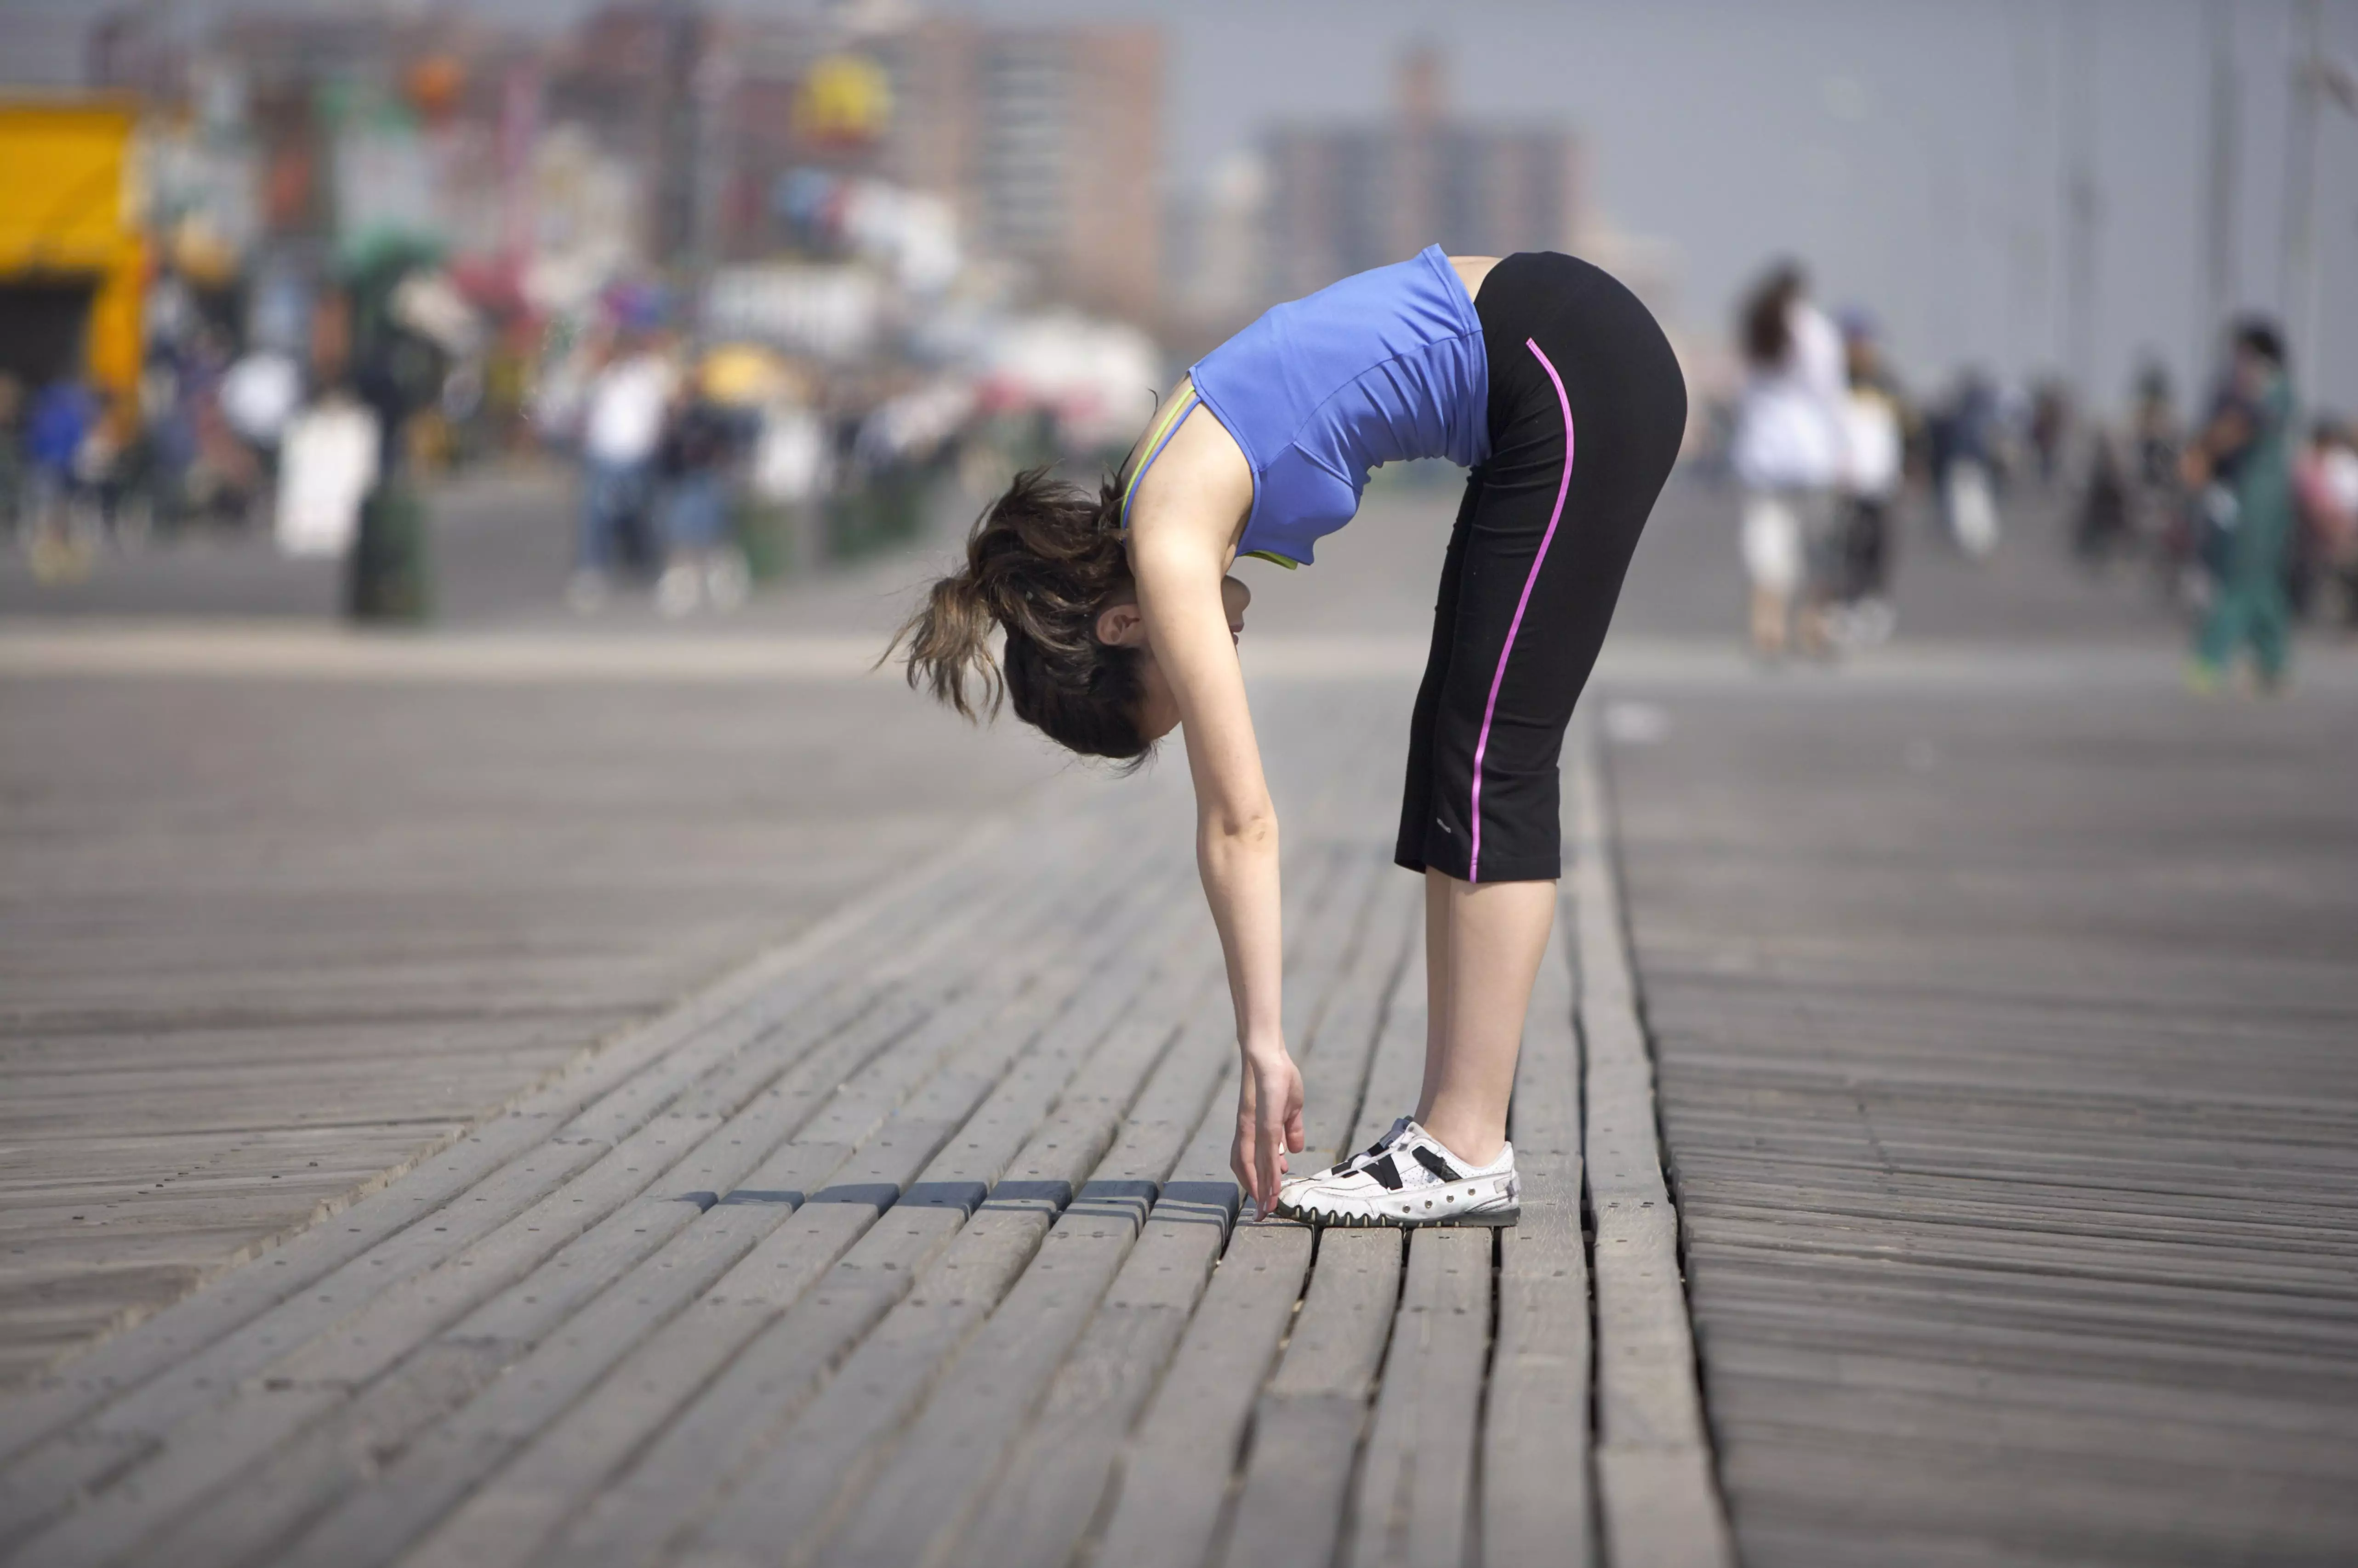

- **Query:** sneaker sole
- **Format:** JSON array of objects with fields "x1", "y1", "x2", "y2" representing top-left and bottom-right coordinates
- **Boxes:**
[{"x1": 1271, "y1": 1202, "x2": 1520, "y2": 1230}]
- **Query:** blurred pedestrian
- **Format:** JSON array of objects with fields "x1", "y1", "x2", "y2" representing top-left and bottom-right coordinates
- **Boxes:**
[
  {"x1": 1931, "y1": 370, "x2": 2004, "y2": 559},
  {"x1": 2294, "y1": 415, "x2": 2358, "y2": 629},
  {"x1": 1830, "y1": 313, "x2": 1905, "y2": 647},
  {"x1": 1730, "y1": 262, "x2": 1848, "y2": 659},
  {"x1": 2029, "y1": 380, "x2": 2072, "y2": 488},
  {"x1": 2184, "y1": 319, "x2": 2298, "y2": 693},
  {"x1": 23, "y1": 374, "x2": 100, "y2": 582},
  {"x1": 655, "y1": 367, "x2": 750, "y2": 617},
  {"x1": 570, "y1": 326, "x2": 677, "y2": 614},
  {"x1": 0, "y1": 374, "x2": 23, "y2": 534},
  {"x1": 2075, "y1": 428, "x2": 2135, "y2": 566}
]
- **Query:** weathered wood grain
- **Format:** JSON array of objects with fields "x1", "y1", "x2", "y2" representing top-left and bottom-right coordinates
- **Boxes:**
[
  {"x1": 1570, "y1": 715, "x2": 1736, "y2": 1568},
  {"x1": 1604, "y1": 685, "x2": 2358, "y2": 1566},
  {"x1": 1481, "y1": 905, "x2": 1590, "y2": 1568}
]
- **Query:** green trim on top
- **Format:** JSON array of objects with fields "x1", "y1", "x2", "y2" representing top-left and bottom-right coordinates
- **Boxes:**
[
  {"x1": 1242, "y1": 549, "x2": 1301, "y2": 569},
  {"x1": 1120, "y1": 388, "x2": 1200, "y2": 526}
]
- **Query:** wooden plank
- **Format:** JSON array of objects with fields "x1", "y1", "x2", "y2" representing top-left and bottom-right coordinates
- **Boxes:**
[
  {"x1": 1068, "y1": 856, "x2": 1413, "y2": 1568},
  {"x1": 0, "y1": 761, "x2": 1033, "y2": 1460},
  {"x1": 535, "y1": 846, "x2": 1210, "y2": 1568},
  {"x1": 1569, "y1": 714, "x2": 1735, "y2": 1568},
  {"x1": 181, "y1": 841, "x2": 1185, "y2": 1568},
  {"x1": 1219, "y1": 921, "x2": 1424, "y2": 1568},
  {"x1": 1481, "y1": 882, "x2": 1590, "y2": 1566},
  {"x1": 0, "y1": 821, "x2": 1024, "y2": 1530},
  {"x1": 387, "y1": 1197, "x2": 877, "y2": 1568},
  {"x1": 929, "y1": 846, "x2": 1376, "y2": 1568},
  {"x1": 667, "y1": 854, "x2": 1310, "y2": 1566},
  {"x1": 0, "y1": 823, "x2": 1134, "y2": 1566},
  {"x1": 1600, "y1": 686, "x2": 2358, "y2": 1563},
  {"x1": 1087, "y1": 1222, "x2": 1313, "y2": 1568},
  {"x1": 1343, "y1": 914, "x2": 1492, "y2": 1568},
  {"x1": 950, "y1": 1058, "x2": 1246, "y2": 1568},
  {"x1": 674, "y1": 1204, "x2": 1059, "y2": 1568},
  {"x1": 807, "y1": 942, "x2": 1232, "y2": 1568},
  {"x1": 1347, "y1": 1226, "x2": 1489, "y2": 1568},
  {"x1": 1215, "y1": 1227, "x2": 1401, "y2": 1568}
]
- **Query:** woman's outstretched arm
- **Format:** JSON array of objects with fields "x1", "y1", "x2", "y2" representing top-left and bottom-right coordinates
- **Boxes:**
[{"x1": 1129, "y1": 526, "x2": 1304, "y2": 1219}]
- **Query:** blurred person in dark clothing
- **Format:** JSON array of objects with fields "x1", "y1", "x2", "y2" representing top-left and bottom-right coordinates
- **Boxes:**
[
  {"x1": 1929, "y1": 370, "x2": 2003, "y2": 558},
  {"x1": 2184, "y1": 319, "x2": 2298, "y2": 693},
  {"x1": 2075, "y1": 429, "x2": 2135, "y2": 565},
  {"x1": 0, "y1": 374, "x2": 24, "y2": 533},
  {"x1": 655, "y1": 369, "x2": 750, "y2": 617},
  {"x1": 2028, "y1": 380, "x2": 2072, "y2": 487},
  {"x1": 1829, "y1": 313, "x2": 1905, "y2": 647}
]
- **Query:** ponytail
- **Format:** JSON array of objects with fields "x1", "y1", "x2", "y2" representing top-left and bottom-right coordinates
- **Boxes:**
[{"x1": 888, "y1": 467, "x2": 1151, "y2": 762}]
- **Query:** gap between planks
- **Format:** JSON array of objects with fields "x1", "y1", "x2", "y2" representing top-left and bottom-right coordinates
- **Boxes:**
[{"x1": 1570, "y1": 710, "x2": 1737, "y2": 1568}]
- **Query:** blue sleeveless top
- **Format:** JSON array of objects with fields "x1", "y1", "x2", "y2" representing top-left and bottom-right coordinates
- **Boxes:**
[{"x1": 1122, "y1": 245, "x2": 1489, "y2": 567}]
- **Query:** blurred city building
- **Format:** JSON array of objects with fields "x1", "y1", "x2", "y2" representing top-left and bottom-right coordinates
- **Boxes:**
[
  {"x1": 878, "y1": 18, "x2": 1162, "y2": 326},
  {"x1": 1264, "y1": 44, "x2": 1577, "y2": 304}
]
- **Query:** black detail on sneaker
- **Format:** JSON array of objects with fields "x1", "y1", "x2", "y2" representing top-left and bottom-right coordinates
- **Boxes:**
[
  {"x1": 1367, "y1": 1153, "x2": 1404, "y2": 1191},
  {"x1": 1410, "y1": 1146, "x2": 1463, "y2": 1183}
]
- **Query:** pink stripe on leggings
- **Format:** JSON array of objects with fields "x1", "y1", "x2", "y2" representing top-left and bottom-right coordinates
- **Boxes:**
[{"x1": 1468, "y1": 337, "x2": 1576, "y2": 882}]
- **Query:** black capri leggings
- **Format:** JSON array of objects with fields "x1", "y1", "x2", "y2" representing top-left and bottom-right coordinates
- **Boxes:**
[{"x1": 1395, "y1": 252, "x2": 1686, "y2": 883}]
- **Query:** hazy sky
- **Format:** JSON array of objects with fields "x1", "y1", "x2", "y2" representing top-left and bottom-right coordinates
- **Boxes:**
[
  {"x1": 7, "y1": 0, "x2": 2353, "y2": 410},
  {"x1": 940, "y1": 0, "x2": 2356, "y2": 414}
]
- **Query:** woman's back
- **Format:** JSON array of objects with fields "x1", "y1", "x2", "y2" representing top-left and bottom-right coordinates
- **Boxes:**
[{"x1": 1184, "y1": 245, "x2": 1490, "y2": 565}]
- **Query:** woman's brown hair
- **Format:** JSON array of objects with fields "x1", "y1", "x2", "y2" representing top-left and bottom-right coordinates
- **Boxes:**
[{"x1": 889, "y1": 466, "x2": 1150, "y2": 762}]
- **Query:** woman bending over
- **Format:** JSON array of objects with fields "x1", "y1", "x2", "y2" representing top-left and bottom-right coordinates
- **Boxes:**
[{"x1": 894, "y1": 248, "x2": 1685, "y2": 1225}]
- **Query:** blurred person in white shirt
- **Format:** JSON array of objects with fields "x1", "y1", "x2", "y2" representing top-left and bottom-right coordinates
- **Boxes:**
[
  {"x1": 570, "y1": 328, "x2": 678, "y2": 612},
  {"x1": 1730, "y1": 262, "x2": 1849, "y2": 659}
]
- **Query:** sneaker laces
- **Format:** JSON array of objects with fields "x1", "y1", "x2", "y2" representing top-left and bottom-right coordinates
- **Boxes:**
[{"x1": 1326, "y1": 1114, "x2": 1413, "y2": 1177}]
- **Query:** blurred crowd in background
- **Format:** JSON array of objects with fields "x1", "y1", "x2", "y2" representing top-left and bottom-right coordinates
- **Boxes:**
[
  {"x1": 1709, "y1": 259, "x2": 2358, "y2": 677},
  {"x1": 0, "y1": 0, "x2": 2352, "y2": 673}
]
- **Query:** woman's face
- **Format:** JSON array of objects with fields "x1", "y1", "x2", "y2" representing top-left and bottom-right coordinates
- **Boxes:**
[{"x1": 1117, "y1": 575, "x2": 1252, "y2": 743}]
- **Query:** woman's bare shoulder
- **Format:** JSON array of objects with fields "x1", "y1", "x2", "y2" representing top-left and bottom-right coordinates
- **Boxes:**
[{"x1": 1123, "y1": 376, "x2": 1253, "y2": 568}]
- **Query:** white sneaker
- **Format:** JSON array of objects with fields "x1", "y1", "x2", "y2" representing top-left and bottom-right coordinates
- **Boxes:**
[
  {"x1": 1275, "y1": 1120, "x2": 1519, "y2": 1228},
  {"x1": 655, "y1": 562, "x2": 701, "y2": 618},
  {"x1": 704, "y1": 550, "x2": 750, "y2": 612}
]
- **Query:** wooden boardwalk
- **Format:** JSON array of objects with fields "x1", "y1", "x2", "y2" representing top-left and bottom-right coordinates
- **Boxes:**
[
  {"x1": 0, "y1": 664, "x2": 1059, "y2": 1392},
  {"x1": 8, "y1": 489, "x2": 2358, "y2": 1564},
  {"x1": 1607, "y1": 682, "x2": 2358, "y2": 1566},
  {"x1": 0, "y1": 678, "x2": 1716, "y2": 1568}
]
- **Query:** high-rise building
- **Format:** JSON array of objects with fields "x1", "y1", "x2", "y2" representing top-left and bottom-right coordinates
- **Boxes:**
[
  {"x1": 879, "y1": 19, "x2": 1162, "y2": 324},
  {"x1": 1263, "y1": 44, "x2": 1579, "y2": 302}
]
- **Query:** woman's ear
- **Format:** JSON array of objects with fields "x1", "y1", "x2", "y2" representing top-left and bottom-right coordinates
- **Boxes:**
[{"x1": 1095, "y1": 600, "x2": 1148, "y2": 647}]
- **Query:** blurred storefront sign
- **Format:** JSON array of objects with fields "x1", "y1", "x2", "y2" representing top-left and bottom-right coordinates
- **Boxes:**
[
  {"x1": 704, "y1": 263, "x2": 884, "y2": 362},
  {"x1": 0, "y1": 99, "x2": 146, "y2": 403}
]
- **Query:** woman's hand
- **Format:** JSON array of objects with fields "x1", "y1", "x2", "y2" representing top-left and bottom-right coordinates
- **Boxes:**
[{"x1": 1232, "y1": 1043, "x2": 1305, "y2": 1220}]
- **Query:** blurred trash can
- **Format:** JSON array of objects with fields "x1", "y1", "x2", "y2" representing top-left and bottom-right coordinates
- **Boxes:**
[{"x1": 347, "y1": 477, "x2": 433, "y2": 623}]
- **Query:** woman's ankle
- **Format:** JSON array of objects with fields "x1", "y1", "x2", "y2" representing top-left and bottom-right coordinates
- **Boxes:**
[{"x1": 1416, "y1": 1112, "x2": 1505, "y2": 1170}]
